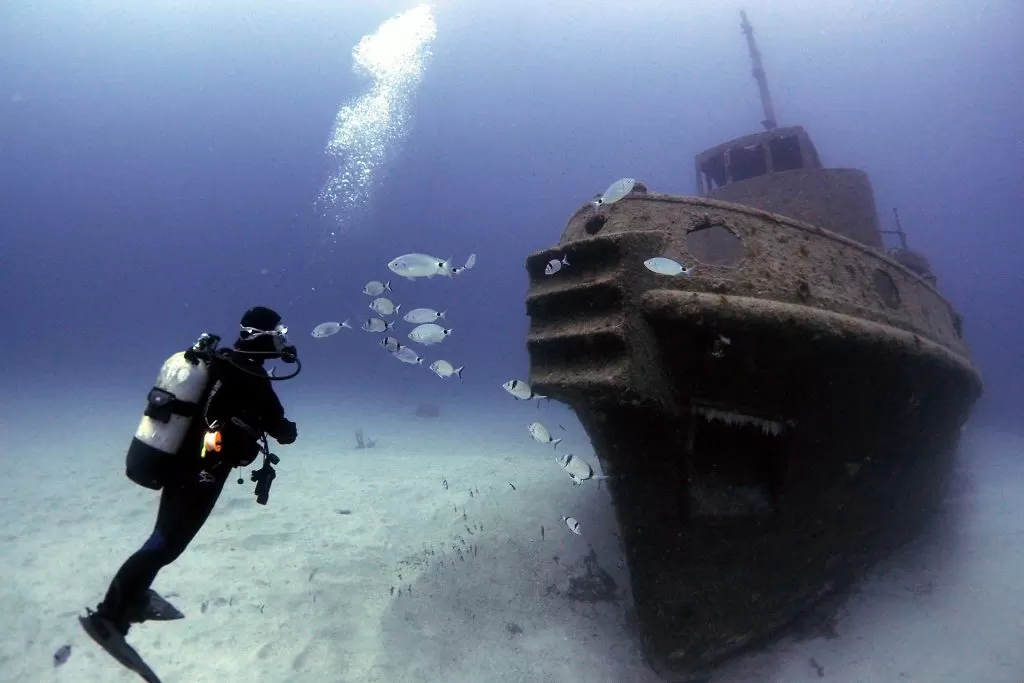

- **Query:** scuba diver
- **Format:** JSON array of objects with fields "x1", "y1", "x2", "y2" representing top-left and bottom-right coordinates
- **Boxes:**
[{"x1": 78, "y1": 306, "x2": 300, "y2": 681}]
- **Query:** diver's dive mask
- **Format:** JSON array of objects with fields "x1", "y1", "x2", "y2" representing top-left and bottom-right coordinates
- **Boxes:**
[
  {"x1": 226, "y1": 322, "x2": 301, "y2": 379},
  {"x1": 239, "y1": 323, "x2": 290, "y2": 352}
]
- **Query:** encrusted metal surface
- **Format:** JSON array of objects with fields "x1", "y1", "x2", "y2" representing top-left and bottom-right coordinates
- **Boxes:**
[{"x1": 524, "y1": 189, "x2": 981, "y2": 681}]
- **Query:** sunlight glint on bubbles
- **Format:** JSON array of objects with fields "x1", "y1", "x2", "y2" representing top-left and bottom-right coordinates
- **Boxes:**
[{"x1": 315, "y1": 4, "x2": 437, "y2": 241}]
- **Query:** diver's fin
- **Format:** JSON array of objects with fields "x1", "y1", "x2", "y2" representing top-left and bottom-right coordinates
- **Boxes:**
[
  {"x1": 135, "y1": 589, "x2": 185, "y2": 622},
  {"x1": 79, "y1": 609, "x2": 162, "y2": 683}
]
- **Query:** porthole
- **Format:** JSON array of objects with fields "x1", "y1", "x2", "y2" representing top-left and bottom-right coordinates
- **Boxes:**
[
  {"x1": 872, "y1": 269, "x2": 900, "y2": 308},
  {"x1": 585, "y1": 215, "x2": 607, "y2": 235},
  {"x1": 685, "y1": 225, "x2": 743, "y2": 267}
]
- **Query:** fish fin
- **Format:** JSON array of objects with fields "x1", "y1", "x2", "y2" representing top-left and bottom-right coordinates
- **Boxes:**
[{"x1": 405, "y1": 276, "x2": 417, "y2": 282}]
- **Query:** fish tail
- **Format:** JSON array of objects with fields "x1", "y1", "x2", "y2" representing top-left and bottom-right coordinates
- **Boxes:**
[
  {"x1": 384, "y1": 280, "x2": 392, "y2": 292},
  {"x1": 395, "y1": 304, "x2": 402, "y2": 314},
  {"x1": 563, "y1": 255, "x2": 570, "y2": 265},
  {"x1": 439, "y1": 310, "x2": 446, "y2": 320},
  {"x1": 552, "y1": 438, "x2": 562, "y2": 450},
  {"x1": 455, "y1": 365, "x2": 464, "y2": 380}
]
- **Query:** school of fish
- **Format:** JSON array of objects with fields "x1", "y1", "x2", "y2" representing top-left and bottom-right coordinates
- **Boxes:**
[
  {"x1": 309, "y1": 178, "x2": 690, "y2": 540},
  {"x1": 310, "y1": 251, "x2": 473, "y2": 380}
]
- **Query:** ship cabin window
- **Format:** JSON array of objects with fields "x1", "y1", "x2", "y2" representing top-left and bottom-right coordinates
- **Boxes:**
[
  {"x1": 728, "y1": 144, "x2": 768, "y2": 182},
  {"x1": 769, "y1": 134, "x2": 803, "y2": 172},
  {"x1": 700, "y1": 154, "x2": 728, "y2": 192}
]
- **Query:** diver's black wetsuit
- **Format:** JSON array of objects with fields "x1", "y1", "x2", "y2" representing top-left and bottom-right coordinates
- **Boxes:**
[{"x1": 96, "y1": 348, "x2": 297, "y2": 634}]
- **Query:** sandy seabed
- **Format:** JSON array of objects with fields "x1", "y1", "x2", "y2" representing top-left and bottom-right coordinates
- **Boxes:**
[{"x1": 1, "y1": 394, "x2": 1022, "y2": 683}]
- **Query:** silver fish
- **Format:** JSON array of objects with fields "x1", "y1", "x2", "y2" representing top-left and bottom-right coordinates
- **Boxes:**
[
  {"x1": 501, "y1": 379, "x2": 546, "y2": 401},
  {"x1": 369, "y1": 297, "x2": 400, "y2": 316},
  {"x1": 387, "y1": 253, "x2": 452, "y2": 280},
  {"x1": 544, "y1": 255, "x2": 569, "y2": 275},
  {"x1": 595, "y1": 177, "x2": 636, "y2": 207},
  {"x1": 643, "y1": 257, "x2": 694, "y2": 276},
  {"x1": 429, "y1": 360, "x2": 464, "y2": 380},
  {"x1": 311, "y1": 320, "x2": 351, "y2": 338},
  {"x1": 450, "y1": 252, "x2": 477, "y2": 276},
  {"x1": 556, "y1": 453, "x2": 606, "y2": 486},
  {"x1": 403, "y1": 307, "x2": 445, "y2": 324},
  {"x1": 363, "y1": 280, "x2": 391, "y2": 296},
  {"x1": 392, "y1": 346, "x2": 424, "y2": 365},
  {"x1": 380, "y1": 336, "x2": 403, "y2": 352},
  {"x1": 408, "y1": 323, "x2": 452, "y2": 345},
  {"x1": 562, "y1": 516, "x2": 582, "y2": 535},
  {"x1": 361, "y1": 317, "x2": 393, "y2": 333},
  {"x1": 528, "y1": 422, "x2": 561, "y2": 449}
]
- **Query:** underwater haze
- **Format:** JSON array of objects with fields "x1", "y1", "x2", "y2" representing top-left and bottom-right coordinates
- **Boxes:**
[{"x1": 2, "y1": 1, "x2": 1023, "y2": 682}]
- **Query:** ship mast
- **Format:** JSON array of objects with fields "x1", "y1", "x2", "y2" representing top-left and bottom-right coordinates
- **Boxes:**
[{"x1": 740, "y1": 10, "x2": 778, "y2": 131}]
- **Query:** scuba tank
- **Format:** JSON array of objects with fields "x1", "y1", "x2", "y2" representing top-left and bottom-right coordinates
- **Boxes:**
[
  {"x1": 125, "y1": 327, "x2": 302, "y2": 491},
  {"x1": 125, "y1": 334, "x2": 219, "y2": 489}
]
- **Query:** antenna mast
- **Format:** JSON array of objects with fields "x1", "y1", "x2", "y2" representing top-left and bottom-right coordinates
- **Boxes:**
[{"x1": 740, "y1": 10, "x2": 778, "y2": 131}]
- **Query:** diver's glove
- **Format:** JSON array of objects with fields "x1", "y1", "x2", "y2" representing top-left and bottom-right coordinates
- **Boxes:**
[{"x1": 275, "y1": 419, "x2": 297, "y2": 445}]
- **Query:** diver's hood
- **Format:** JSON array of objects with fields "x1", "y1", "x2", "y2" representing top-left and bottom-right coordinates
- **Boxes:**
[{"x1": 234, "y1": 305, "x2": 289, "y2": 356}]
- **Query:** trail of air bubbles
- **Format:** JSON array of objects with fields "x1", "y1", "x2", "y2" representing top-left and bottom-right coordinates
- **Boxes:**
[{"x1": 315, "y1": 4, "x2": 437, "y2": 240}]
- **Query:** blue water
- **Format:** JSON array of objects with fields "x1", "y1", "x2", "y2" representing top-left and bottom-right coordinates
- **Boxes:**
[{"x1": 2, "y1": 1, "x2": 1022, "y2": 681}]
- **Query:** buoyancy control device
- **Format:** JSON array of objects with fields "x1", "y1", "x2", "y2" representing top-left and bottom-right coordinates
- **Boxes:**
[
  {"x1": 125, "y1": 334, "x2": 220, "y2": 489},
  {"x1": 124, "y1": 330, "x2": 302, "y2": 490}
]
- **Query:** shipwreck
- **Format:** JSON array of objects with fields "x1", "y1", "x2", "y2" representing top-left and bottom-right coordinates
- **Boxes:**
[{"x1": 523, "y1": 10, "x2": 982, "y2": 682}]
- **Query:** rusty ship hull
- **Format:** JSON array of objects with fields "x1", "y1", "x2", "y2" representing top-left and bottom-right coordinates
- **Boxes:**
[{"x1": 524, "y1": 192, "x2": 982, "y2": 681}]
